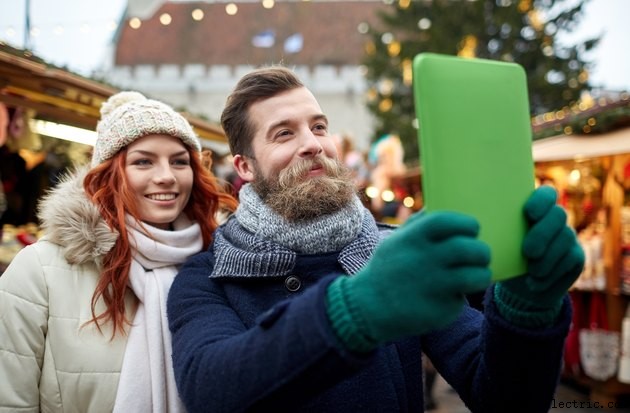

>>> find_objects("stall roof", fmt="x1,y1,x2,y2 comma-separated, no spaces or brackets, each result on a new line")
0,44,227,147
532,126,630,162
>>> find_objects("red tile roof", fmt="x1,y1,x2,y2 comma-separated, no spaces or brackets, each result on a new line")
115,1,388,67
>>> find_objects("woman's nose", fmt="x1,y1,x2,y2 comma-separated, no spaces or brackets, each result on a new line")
153,164,176,184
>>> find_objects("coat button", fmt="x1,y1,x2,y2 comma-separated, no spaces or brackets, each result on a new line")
284,275,302,292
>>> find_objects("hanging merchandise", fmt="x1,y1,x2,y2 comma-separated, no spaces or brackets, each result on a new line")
0,179,6,221
618,303,630,383
0,103,8,219
577,207,607,291
575,224,607,291
622,206,630,246
0,102,8,146
564,291,585,377
622,246,630,294
621,207,630,294
579,292,620,381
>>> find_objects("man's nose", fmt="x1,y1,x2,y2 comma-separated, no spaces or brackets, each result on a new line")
298,131,324,157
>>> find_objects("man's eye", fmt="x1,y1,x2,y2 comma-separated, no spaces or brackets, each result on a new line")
274,130,293,140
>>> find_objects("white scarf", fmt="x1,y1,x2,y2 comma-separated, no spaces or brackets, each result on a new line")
113,214,202,413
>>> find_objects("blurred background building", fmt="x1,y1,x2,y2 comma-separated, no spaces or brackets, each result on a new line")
101,1,388,155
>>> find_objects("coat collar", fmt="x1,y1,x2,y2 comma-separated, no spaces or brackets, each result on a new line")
37,165,117,266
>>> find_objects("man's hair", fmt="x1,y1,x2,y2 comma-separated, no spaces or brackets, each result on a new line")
221,66,304,157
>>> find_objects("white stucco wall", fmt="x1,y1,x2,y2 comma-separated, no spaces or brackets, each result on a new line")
103,64,376,153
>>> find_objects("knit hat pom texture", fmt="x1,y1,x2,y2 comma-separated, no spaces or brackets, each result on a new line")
99,91,147,119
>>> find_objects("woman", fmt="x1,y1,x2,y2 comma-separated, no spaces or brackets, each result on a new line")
0,91,237,412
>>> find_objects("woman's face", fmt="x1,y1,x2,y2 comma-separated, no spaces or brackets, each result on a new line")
125,134,193,229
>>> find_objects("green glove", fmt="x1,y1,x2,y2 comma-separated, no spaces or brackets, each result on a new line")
496,185,585,328
326,211,492,353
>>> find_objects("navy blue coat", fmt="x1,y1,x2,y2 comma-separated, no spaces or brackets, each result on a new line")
168,226,572,413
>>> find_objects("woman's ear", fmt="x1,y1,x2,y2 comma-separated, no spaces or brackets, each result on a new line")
233,154,255,182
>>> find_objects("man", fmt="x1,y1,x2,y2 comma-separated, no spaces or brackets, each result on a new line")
167,66,584,413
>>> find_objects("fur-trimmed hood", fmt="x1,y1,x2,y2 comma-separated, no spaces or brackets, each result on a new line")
37,165,118,266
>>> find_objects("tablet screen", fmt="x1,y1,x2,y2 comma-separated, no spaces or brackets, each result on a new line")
413,53,535,281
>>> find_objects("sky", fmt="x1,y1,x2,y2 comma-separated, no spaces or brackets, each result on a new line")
0,0,629,92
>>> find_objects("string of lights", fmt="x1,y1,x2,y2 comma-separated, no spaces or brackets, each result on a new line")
3,0,391,44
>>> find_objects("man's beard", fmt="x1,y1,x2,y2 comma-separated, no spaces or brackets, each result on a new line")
251,155,358,222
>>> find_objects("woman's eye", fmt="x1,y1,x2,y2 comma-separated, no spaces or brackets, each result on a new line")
132,159,151,166
172,158,191,166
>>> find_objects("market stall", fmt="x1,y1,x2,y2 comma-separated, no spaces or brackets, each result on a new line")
533,126,630,404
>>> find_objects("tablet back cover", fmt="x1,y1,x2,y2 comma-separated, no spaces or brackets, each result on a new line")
413,53,535,281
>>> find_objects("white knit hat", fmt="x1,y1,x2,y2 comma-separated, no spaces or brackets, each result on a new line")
91,91,201,166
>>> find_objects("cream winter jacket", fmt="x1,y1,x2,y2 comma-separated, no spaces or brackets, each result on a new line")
0,167,137,413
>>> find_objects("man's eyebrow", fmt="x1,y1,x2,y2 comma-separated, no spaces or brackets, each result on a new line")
265,113,329,139
267,119,291,134
312,114,329,125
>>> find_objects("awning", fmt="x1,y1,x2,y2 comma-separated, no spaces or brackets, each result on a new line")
532,127,630,162
0,45,227,147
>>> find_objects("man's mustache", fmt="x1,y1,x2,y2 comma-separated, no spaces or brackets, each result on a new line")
279,156,340,187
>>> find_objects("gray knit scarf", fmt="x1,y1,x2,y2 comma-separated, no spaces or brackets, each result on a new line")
237,184,364,253
211,183,386,278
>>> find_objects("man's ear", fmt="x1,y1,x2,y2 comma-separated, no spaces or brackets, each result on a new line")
233,154,255,182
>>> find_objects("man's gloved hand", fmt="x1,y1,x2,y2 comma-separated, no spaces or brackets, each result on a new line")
326,211,492,352
495,186,585,328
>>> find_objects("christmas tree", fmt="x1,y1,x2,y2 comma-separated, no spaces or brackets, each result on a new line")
363,0,598,161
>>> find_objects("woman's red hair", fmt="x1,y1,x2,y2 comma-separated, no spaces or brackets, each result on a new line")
83,146,237,337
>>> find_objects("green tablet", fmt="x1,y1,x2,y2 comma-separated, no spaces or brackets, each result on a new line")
412,53,535,282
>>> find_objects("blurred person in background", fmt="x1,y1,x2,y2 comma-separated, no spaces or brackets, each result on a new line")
367,132,406,217
0,91,237,412
333,131,370,190
0,105,29,228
